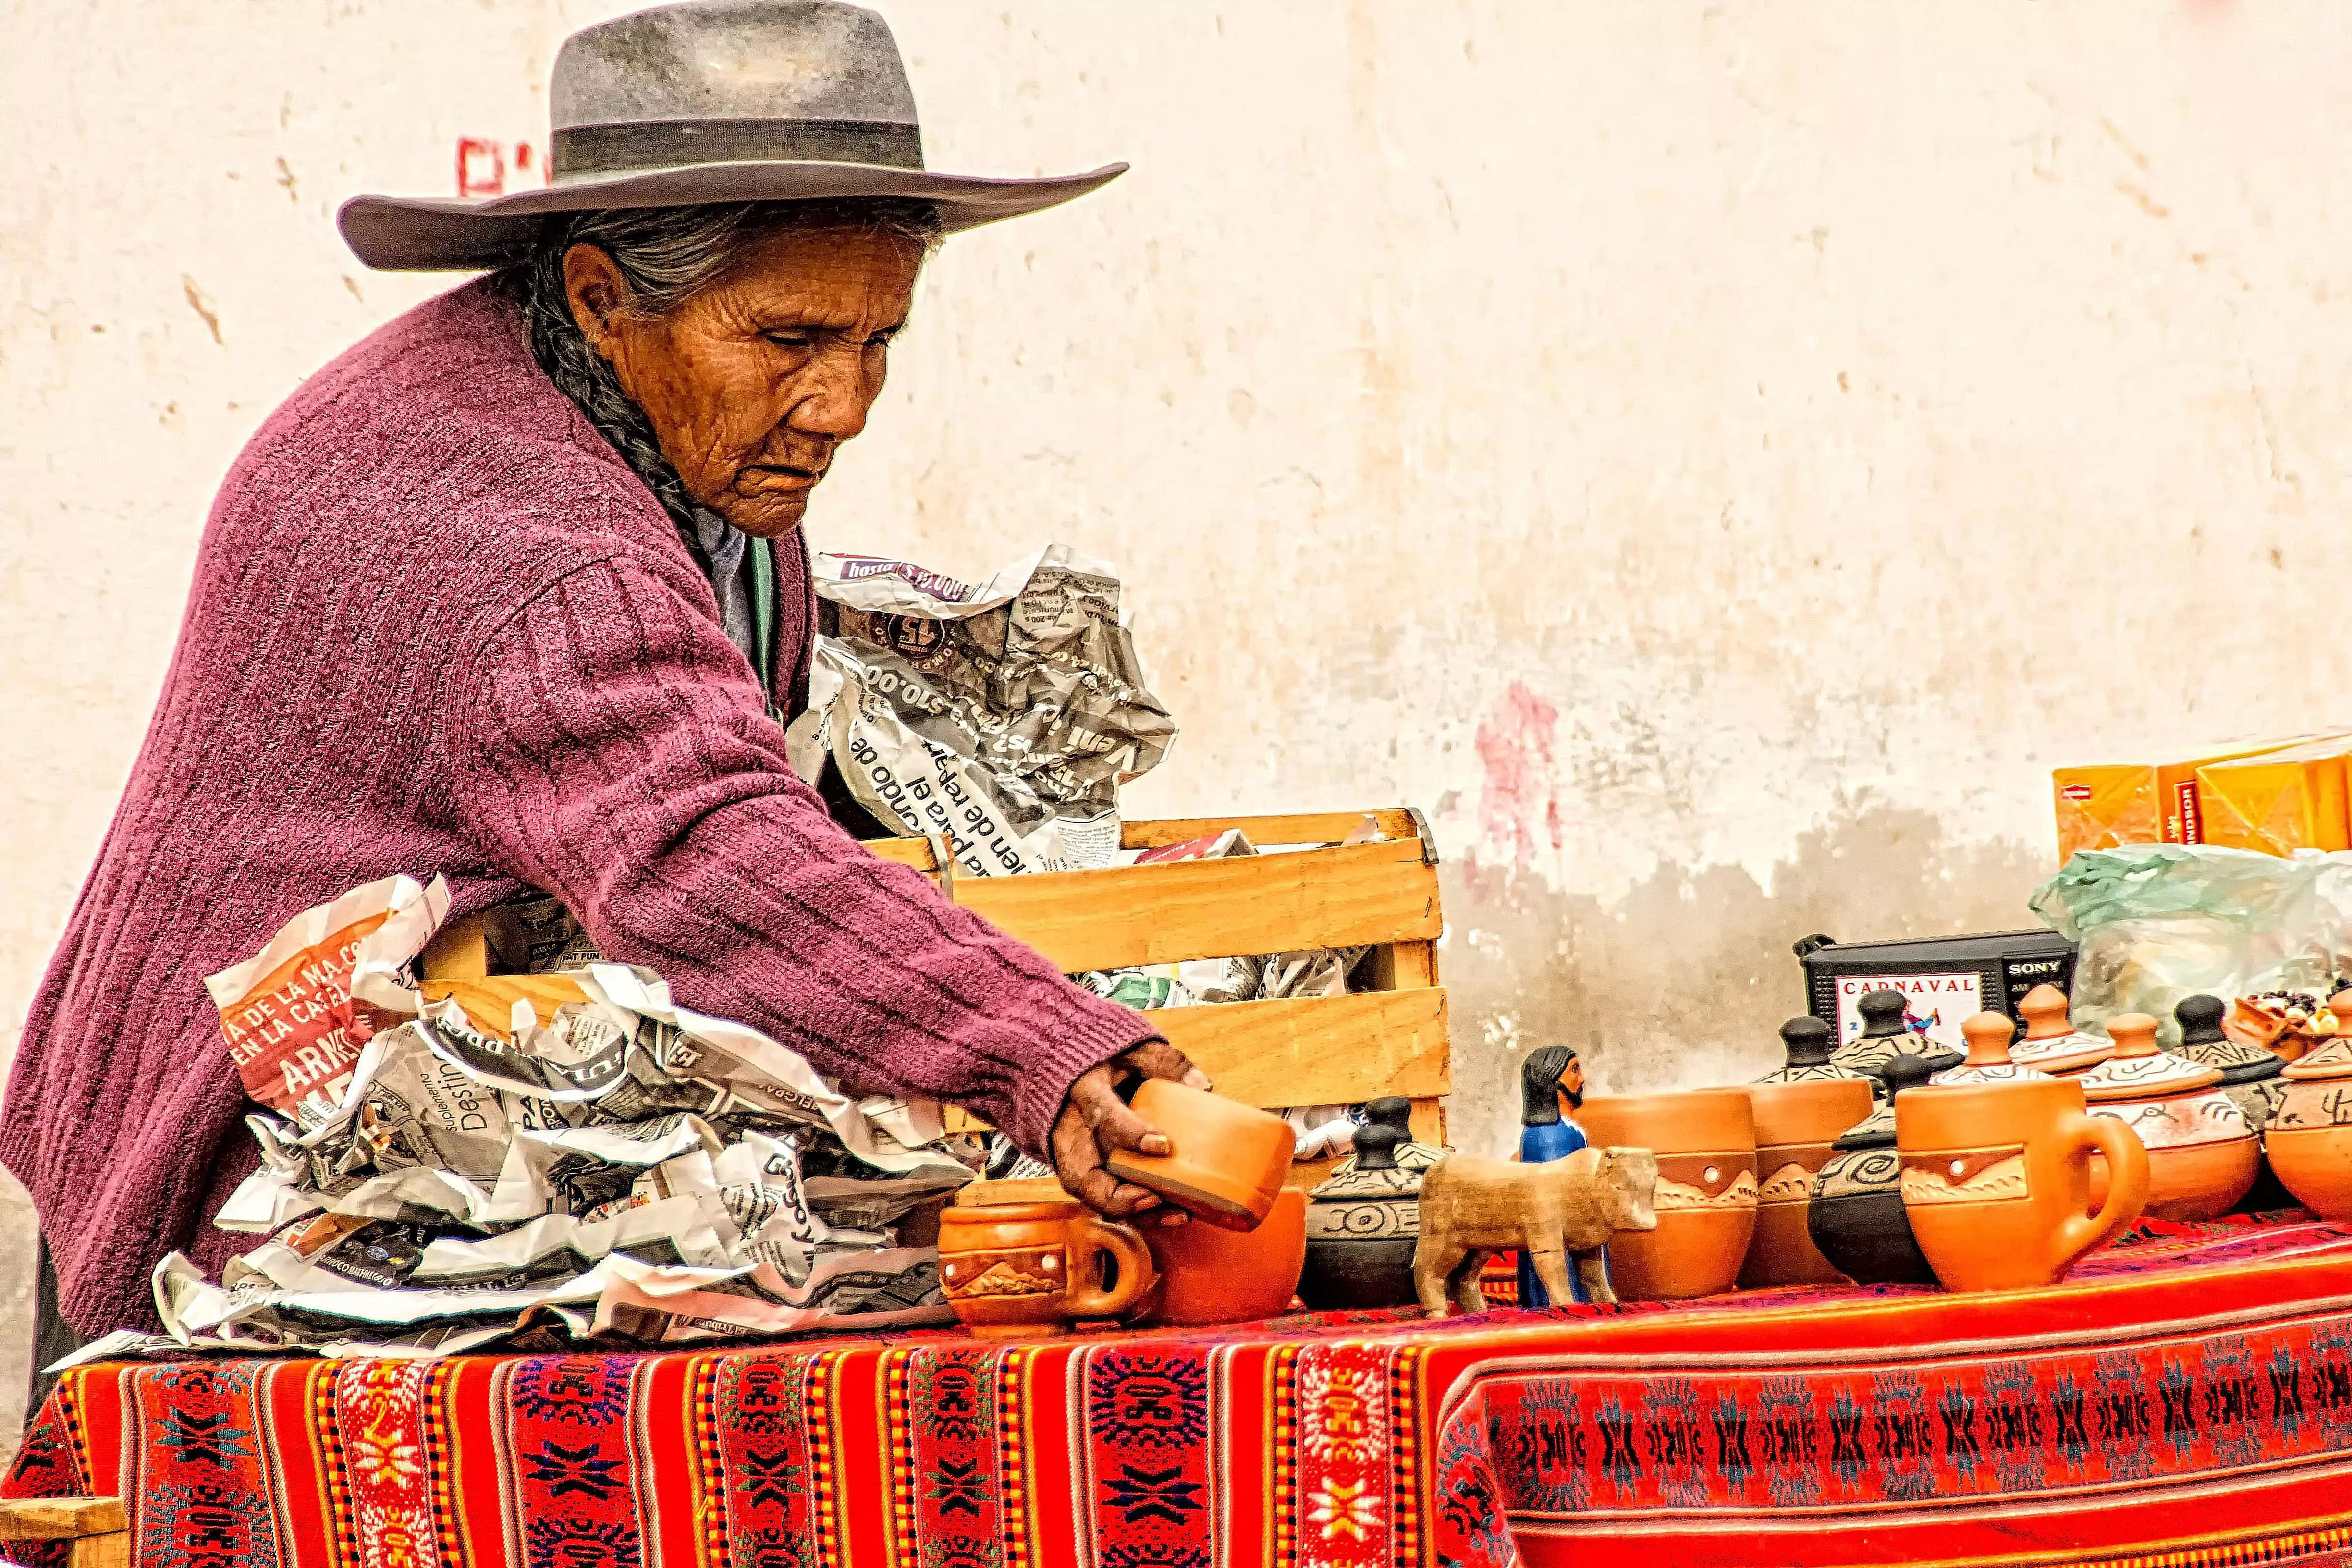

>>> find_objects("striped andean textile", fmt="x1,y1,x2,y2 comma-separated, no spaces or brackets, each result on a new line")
10,1214,2352,1568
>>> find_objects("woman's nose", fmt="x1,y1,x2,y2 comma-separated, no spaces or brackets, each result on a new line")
784,344,877,440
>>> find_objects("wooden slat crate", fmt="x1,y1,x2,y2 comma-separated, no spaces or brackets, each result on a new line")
871,808,1450,1182
420,808,1451,1185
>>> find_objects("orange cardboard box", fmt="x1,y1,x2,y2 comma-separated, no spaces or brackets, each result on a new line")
2054,735,2336,865
2196,738,2352,857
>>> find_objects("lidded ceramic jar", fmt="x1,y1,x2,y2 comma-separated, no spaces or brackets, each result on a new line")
1328,1096,1446,1174
1740,1076,1873,1287
1299,1120,1422,1310
2008,984,2114,1074
1755,1017,1871,1086
1931,1011,2054,1087
2257,1032,2352,1218
2175,993,2286,1129
1805,1052,1940,1286
1574,1089,1757,1300
2077,1012,2257,1222
1830,988,1965,1082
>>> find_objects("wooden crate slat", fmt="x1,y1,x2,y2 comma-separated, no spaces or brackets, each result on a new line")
1145,988,1450,1108
865,837,938,870
946,837,1440,973
1119,808,1421,851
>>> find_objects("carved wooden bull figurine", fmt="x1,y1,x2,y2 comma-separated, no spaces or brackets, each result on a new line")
1413,1146,1659,1314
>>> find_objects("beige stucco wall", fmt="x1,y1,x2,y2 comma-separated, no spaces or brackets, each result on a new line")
4,0,2348,1433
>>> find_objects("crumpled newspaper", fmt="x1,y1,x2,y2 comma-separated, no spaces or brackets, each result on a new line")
787,544,1177,874
69,884,975,1370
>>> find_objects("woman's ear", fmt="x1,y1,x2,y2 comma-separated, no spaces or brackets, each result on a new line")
561,244,631,360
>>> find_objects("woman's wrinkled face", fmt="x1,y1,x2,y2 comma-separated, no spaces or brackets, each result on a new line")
565,223,923,537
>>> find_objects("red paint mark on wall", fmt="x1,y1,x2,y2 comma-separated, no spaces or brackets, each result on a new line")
1475,680,1560,874
455,138,539,198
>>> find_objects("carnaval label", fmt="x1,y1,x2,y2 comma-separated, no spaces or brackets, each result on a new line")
1832,972,1988,1059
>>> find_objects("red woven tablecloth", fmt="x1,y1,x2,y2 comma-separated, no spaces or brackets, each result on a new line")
12,1214,2352,1568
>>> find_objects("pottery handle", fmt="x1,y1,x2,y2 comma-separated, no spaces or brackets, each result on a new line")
1065,1218,1157,1319
2056,1113,2149,1268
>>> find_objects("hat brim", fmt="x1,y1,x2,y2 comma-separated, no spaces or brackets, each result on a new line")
337,159,1127,271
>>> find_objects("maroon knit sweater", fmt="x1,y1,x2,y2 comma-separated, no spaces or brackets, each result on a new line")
1,279,1159,1335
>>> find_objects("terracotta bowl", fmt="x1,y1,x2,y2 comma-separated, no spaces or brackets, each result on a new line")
1741,1078,1872,1288
1104,1080,1297,1231
1139,1188,1306,1326
1574,1089,1757,1300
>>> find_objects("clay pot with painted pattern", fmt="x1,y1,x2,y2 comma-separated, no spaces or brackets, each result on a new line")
1573,1089,1757,1300
1930,1011,2054,1088
2261,1034,2352,1218
1896,1074,2149,1292
2008,983,2114,1075
2077,1012,2259,1222
1740,1077,1874,1287
1806,1051,1940,1287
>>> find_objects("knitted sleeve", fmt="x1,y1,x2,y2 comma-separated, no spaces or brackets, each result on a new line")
448,551,1160,1155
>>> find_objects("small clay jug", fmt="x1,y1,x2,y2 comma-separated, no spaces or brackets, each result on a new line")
1573,1088,1757,1300
1897,1075,2148,1292
1806,1052,1940,1286
2175,993,2286,1129
1754,1017,1870,1086
1104,1080,1297,1231
1141,1187,1307,1326
2260,1034,2352,1217
1931,1011,2054,1087
937,1200,1156,1336
1299,1120,1425,1310
2077,1012,2258,1222
1740,1076,1873,1287
2007,984,2114,1075
1831,988,1965,1081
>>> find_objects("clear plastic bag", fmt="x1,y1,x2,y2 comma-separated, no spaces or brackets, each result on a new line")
2029,845,2351,1042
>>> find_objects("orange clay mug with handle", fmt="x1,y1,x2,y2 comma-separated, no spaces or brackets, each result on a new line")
936,1200,1157,1337
1894,1067,2149,1293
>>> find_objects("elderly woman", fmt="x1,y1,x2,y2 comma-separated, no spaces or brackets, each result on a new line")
1,0,1200,1356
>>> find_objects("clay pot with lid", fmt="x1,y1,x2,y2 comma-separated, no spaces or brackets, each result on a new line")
1299,1120,1424,1309
1573,1089,1757,1300
1830,988,1965,1081
1740,1076,1872,1287
2175,993,2287,1130
2078,1012,2258,1222
1754,1017,1872,1086
2260,1032,2352,1217
1931,1012,2054,1087
1806,1052,1940,1286
2008,984,2114,1075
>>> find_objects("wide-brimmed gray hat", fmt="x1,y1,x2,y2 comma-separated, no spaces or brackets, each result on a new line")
339,0,1125,270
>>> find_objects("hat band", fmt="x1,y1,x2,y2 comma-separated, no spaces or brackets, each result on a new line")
552,118,925,182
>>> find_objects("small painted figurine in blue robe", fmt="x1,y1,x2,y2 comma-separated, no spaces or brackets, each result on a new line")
1516,1044,1592,1308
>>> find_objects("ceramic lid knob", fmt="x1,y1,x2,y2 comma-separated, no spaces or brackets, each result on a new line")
2019,983,2074,1041
1351,1120,1402,1172
2174,994,2229,1048
1360,1096,1413,1135
1857,988,1910,1039
1960,1010,2017,1068
1779,1015,1834,1069
1882,1050,1936,1095
2107,1012,2162,1060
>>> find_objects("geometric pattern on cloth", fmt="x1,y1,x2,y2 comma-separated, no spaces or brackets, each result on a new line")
11,1213,2352,1568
